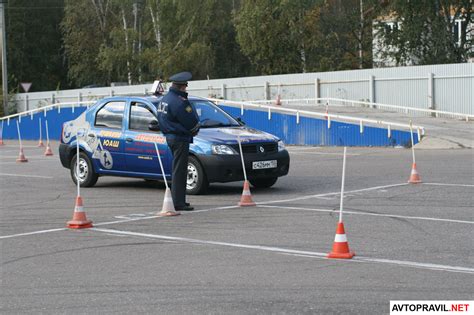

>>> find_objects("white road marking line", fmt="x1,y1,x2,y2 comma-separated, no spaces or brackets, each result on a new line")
257,183,409,205
289,152,361,156
423,183,474,188
287,147,322,152
0,155,55,158
0,173,54,179
257,205,474,225
2,182,467,240
0,228,66,239
0,205,241,239
0,160,57,165
91,227,474,274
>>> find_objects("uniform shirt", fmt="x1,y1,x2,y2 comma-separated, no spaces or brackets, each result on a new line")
158,87,200,143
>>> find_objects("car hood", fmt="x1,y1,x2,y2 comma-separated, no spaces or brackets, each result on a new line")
195,126,279,144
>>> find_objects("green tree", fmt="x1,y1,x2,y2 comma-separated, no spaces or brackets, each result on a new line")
303,0,382,72
234,0,316,75
6,0,67,92
62,0,251,86
153,0,252,79
375,0,473,65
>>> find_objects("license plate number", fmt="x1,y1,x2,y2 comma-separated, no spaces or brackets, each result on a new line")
252,160,277,170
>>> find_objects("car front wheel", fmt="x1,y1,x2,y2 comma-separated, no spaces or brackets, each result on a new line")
249,177,278,189
70,152,99,187
186,156,209,195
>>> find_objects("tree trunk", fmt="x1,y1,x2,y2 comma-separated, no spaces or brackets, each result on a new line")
122,9,132,85
149,1,162,51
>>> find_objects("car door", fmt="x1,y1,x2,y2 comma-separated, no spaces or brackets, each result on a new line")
123,100,170,178
89,100,127,172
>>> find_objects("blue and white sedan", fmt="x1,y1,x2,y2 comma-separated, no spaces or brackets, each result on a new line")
59,95,290,194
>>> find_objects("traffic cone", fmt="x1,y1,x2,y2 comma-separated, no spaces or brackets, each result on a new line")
275,94,282,106
408,162,422,184
67,196,93,229
0,138,4,145
328,222,355,259
16,147,28,162
238,180,256,207
44,142,53,156
37,139,44,147
158,187,180,216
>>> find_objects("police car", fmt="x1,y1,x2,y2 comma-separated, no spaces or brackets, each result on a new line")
59,94,290,194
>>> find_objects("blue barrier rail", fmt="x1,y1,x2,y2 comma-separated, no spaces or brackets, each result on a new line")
220,105,417,147
0,104,417,147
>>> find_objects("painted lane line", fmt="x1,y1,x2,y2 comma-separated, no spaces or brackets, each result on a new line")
257,205,474,225
257,183,409,205
0,160,57,165
0,155,56,159
0,173,54,179
91,227,474,274
0,206,242,239
289,152,361,156
0,228,66,240
423,183,474,188
0,183,412,240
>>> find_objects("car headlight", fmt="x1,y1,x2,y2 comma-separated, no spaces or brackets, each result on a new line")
212,144,237,155
278,140,285,152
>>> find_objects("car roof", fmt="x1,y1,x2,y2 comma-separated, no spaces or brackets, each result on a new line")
100,94,210,104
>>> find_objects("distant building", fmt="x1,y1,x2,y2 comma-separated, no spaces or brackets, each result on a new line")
372,9,473,67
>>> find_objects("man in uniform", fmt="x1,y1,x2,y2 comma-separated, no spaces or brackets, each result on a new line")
158,72,200,211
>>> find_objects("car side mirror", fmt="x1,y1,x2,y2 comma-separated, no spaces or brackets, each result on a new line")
236,117,245,126
148,119,160,131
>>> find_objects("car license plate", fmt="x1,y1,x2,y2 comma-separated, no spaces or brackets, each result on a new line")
252,160,277,170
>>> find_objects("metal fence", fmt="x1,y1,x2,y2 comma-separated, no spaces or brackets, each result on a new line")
11,63,473,115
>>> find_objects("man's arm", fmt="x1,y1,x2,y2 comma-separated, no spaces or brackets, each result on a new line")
175,101,200,134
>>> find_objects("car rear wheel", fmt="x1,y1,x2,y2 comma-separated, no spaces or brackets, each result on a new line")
70,152,99,187
249,177,278,189
186,156,209,195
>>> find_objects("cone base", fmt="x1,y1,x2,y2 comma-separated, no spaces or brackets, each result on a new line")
158,211,180,217
328,251,355,259
67,220,93,229
37,143,44,147
408,178,422,184
16,158,28,163
238,201,256,207
45,152,53,156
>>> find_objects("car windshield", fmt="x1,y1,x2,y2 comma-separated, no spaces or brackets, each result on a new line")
190,100,240,128
150,98,240,128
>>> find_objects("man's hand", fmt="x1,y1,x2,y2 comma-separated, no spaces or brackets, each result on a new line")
190,123,200,137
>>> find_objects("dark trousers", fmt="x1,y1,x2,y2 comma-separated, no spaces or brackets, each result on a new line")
167,138,189,208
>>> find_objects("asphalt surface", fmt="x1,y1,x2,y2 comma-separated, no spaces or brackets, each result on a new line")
1,141,473,314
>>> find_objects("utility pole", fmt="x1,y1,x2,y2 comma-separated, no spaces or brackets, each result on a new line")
359,0,364,69
0,0,8,115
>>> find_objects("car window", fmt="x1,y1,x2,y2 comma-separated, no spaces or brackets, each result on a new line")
130,102,156,131
191,100,240,128
95,101,125,129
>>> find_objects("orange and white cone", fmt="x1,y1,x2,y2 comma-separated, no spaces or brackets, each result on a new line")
67,196,93,229
408,163,422,184
328,222,355,259
0,138,4,145
238,180,256,207
158,187,180,216
44,142,53,156
16,147,28,162
37,139,44,147
275,94,281,106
